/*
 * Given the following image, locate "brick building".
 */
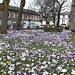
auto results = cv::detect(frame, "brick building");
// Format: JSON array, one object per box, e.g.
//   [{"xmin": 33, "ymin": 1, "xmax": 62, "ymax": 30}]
[{"xmin": 0, "ymin": 5, "xmax": 41, "ymax": 29}]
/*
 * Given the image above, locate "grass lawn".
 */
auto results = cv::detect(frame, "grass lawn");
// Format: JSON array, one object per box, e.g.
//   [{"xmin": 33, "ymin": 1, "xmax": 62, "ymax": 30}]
[{"xmin": 0, "ymin": 30, "xmax": 75, "ymax": 75}]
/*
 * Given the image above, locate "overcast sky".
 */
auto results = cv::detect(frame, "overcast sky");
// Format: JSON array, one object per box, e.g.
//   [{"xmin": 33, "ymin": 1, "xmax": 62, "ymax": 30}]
[
  {"xmin": 0, "ymin": 0, "xmax": 33, "ymax": 9},
  {"xmin": 0, "ymin": 0, "xmax": 72, "ymax": 10}
]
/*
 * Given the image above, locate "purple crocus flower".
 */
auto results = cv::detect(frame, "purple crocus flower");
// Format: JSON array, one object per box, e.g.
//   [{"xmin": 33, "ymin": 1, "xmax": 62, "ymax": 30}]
[
  {"xmin": 59, "ymin": 65, "xmax": 64, "ymax": 68},
  {"xmin": 16, "ymin": 62, "xmax": 22, "ymax": 66},
  {"xmin": 46, "ymin": 66, "xmax": 50, "ymax": 70},
  {"xmin": 18, "ymin": 72, "xmax": 24, "ymax": 75},
  {"xmin": 51, "ymin": 64, "xmax": 56, "ymax": 68}
]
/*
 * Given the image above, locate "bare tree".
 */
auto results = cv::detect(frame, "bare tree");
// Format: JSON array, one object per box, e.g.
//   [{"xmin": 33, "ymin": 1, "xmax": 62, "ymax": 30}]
[
  {"xmin": 56, "ymin": 0, "xmax": 67, "ymax": 27},
  {"xmin": 14, "ymin": 0, "xmax": 25, "ymax": 30},
  {"xmin": 51, "ymin": 0, "xmax": 57, "ymax": 26},
  {"xmin": 30, "ymin": 0, "xmax": 67, "ymax": 27},
  {"xmin": 33, "ymin": 0, "xmax": 55, "ymax": 26},
  {"xmin": 0, "ymin": 0, "xmax": 10, "ymax": 34}
]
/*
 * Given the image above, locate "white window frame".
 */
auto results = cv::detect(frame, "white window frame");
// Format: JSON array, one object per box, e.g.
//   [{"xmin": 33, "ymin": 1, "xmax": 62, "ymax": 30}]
[
  {"xmin": 12, "ymin": 12, "xmax": 16, "ymax": 18},
  {"xmin": 22, "ymin": 14, "xmax": 24, "ymax": 19},
  {"xmin": 25, "ymin": 14, "xmax": 28, "ymax": 19},
  {"xmin": 8, "ymin": 12, "xmax": 11, "ymax": 18}
]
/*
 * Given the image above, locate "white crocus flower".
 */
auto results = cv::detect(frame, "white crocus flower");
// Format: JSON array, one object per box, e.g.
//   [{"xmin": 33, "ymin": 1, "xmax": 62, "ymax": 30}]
[
  {"xmin": 3, "ymin": 63, "xmax": 6, "ymax": 66},
  {"xmin": 52, "ymin": 44, "xmax": 56, "ymax": 46},
  {"xmin": 71, "ymin": 59, "xmax": 74, "ymax": 61},
  {"xmin": 44, "ymin": 41, "xmax": 48, "ymax": 44},
  {"xmin": 40, "ymin": 66, "xmax": 45, "ymax": 69},
  {"xmin": 43, "ymin": 71, "xmax": 49, "ymax": 75},
  {"xmin": 9, "ymin": 64, "xmax": 15, "ymax": 70},
  {"xmin": 33, "ymin": 67, "xmax": 37, "ymax": 69},
  {"xmin": 31, "ymin": 63, "xmax": 34, "ymax": 65},
  {"xmin": 29, "ymin": 68, "xmax": 35, "ymax": 73},
  {"xmin": 52, "ymin": 54, "xmax": 56, "ymax": 58},
  {"xmin": 42, "ymin": 61, "xmax": 46, "ymax": 64},
  {"xmin": 8, "ymin": 71, "xmax": 13, "ymax": 75},
  {"xmin": 0, "ymin": 51, "xmax": 2, "ymax": 53},
  {"xmin": 21, "ymin": 58, "xmax": 25, "ymax": 61},
  {"xmin": 32, "ymin": 59, "xmax": 34, "ymax": 62},
  {"xmin": 60, "ymin": 73, "xmax": 64, "ymax": 75},
  {"xmin": 71, "ymin": 69, "xmax": 75, "ymax": 74},
  {"xmin": 7, "ymin": 56, "xmax": 10, "ymax": 59},
  {"xmin": 0, "ymin": 58, "xmax": 2, "ymax": 60},
  {"xmin": 53, "ymin": 73, "xmax": 57, "ymax": 75},
  {"xmin": 52, "ymin": 59, "xmax": 57, "ymax": 64},
  {"xmin": 12, "ymin": 59, "xmax": 15, "ymax": 61},
  {"xmin": 57, "ymin": 66, "xmax": 62, "ymax": 70},
  {"xmin": 41, "ymin": 55, "xmax": 44, "ymax": 57},
  {"xmin": 26, "ymin": 64, "xmax": 29, "ymax": 67},
  {"xmin": 61, "ymin": 69, "xmax": 67, "ymax": 73},
  {"xmin": 48, "ymin": 62, "xmax": 50, "ymax": 64},
  {"xmin": 45, "ymin": 64, "xmax": 48, "ymax": 67},
  {"xmin": 32, "ymin": 73, "xmax": 38, "ymax": 75}
]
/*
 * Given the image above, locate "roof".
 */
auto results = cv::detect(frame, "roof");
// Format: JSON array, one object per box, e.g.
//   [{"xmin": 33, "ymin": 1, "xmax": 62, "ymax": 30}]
[
  {"xmin": 8, "ymin": 6, "xmax": 40, "ymax": 15},
  {"xmin": 60, "ymin": 11, "xmax": 70, "ymax": 15},
  {"xmin": 0, "ymin": 3, "xmax": 40, "ymax": 16}
]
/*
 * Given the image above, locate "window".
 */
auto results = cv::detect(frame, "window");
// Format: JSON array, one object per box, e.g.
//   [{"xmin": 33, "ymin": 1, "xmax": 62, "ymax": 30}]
[
  {"xmin": 8, "ymin": 12, "xmax": 11, "ymax": 18},
  {"xmin": 63, "ymin": 20, "xmax": 65, "ymax": 24},
  {"xmin": 31, "ymin": 15, "xmax": 34, "ymax": 20},
  {"xmin": 25, "ymin": 15, "xmax": 28, "ymax": 19},
  {"xmin": 22, "ymin": 14, "xmax": 24, "ymax": 19},
  {"xmin": 12, "ymin": 12, "xmax": 16, "ymax": 18},
  {"xmin": 65, "ymin": 15, "xmax": 68, "ymax": 18},
  {"xmin": 35, "ymin": 16, "xmax": 37, "ymax": 20},
  {"xmin": 63, "ymin": 15, "xmax": 65, "ymax": 19},
  {"xmin": 16, "ymin": 13, "xmax": 18, "ymax": 18},
  {"xmin": 30, "ymin": 16, "xmax": 32, "ymax": 19},
  {"xmin": 32, "ymin": 16, "xmax": 33, "ymax": 20},
  {"xmin": 60, "ymin": 15, "xmax": 63, "ymax": 18},
  {"xmin": 37, "ymin": 16, "xmax": 39, "ymax": 20}
]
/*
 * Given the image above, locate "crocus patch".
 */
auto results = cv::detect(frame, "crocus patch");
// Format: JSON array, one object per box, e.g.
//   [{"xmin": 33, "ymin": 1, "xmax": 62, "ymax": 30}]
[{"xmin": 0, "ymin": 30, "xmax": 75, "ymax": 75}]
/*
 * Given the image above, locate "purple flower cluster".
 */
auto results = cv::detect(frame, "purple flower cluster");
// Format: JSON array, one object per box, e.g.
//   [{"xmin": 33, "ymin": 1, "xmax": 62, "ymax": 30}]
[{"xmin": 0, "ymin": 30, "xmax": 75, "ymax": 75}]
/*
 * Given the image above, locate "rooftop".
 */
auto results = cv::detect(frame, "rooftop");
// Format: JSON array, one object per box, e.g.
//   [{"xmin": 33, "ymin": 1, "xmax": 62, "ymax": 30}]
[
  {"xmin": 0, "ymin": 3, "xmax": 40, "ymax": 16},
  {"xmin": 60, "ymin": 11, "xmax": 70, "ymax": 15}
]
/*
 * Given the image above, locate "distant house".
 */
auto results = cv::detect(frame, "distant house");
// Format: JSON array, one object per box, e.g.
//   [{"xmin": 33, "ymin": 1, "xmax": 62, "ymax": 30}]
[
  {"xmin": 40, "ymin": 11, "xmax": 70, "ymax": 27},
  {"xmin": 0, "ymin": 4, "xmax": 41, "ymax": 29},
  {"xmin": 49, "ymin": 11, "xmax": 70, "ymax": 27},
  {"xmin": 59, "ymin": 11, "xmax": 70, "ymax": 27}
]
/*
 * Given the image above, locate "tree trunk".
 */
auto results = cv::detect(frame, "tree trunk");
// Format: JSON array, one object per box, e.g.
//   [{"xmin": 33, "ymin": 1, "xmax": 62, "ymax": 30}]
[
  {"xmin": 56, "ymin": 9, "xmax": 61, "ymax": 27},
  {"xmin": 69, "ymin": 0, "xmax": 75, "ymax": 41},
  {"xmin": 53, "ymin": 0, "xmax": 56, "ymax": 26},
  {"xmin": 0, "ymin": 0, "xmax": 10, "ymax": 34},
  {"xmin": 72, "ymin": 32, "xmax": 75, "ymax": 41},
  {"xmin": 53, "ymin": 14, "xmax": 56, "ymax": 26},
  {"xmin": 56, "ymin": 1, "xmax": 65, "ymax": 27},
  {"xmin": 45, "ymin": 18, "xmax": 49, "ymax": 26},
  {"xmin": 46, "ymin": 18, "xmax": 47, "ymax": 25},
  {"xmin": 14, "ymin": 0, "xmax": 25, "ymax": 30}
]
